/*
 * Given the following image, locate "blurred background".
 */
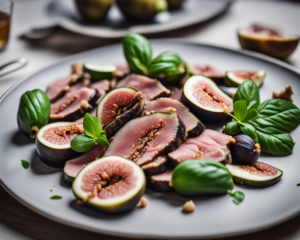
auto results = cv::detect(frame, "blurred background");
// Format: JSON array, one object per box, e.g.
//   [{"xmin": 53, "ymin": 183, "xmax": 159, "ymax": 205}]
[{"xmin": 1, "ymin": 0, "xmax": 300, "ymax": 240}]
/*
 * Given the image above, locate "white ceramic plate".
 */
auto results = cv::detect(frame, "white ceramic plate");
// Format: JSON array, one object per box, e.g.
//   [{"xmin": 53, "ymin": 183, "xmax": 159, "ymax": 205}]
[
  {"xmin": 1, "ymin": 41, "xmax": 300, "ymax": 239},
  {"xmin": 24, "ymin": 0, "xmax": 232, "ymax": 39}
]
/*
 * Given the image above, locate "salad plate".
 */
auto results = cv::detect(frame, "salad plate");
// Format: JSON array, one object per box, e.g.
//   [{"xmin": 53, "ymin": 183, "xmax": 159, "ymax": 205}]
[{"xmin": 1, "ymin": 40, "xmax": 300, "ymax": 239}]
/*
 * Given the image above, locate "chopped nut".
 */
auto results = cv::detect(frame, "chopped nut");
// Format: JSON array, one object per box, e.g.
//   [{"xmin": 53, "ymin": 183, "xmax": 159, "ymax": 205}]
[
  {"xmin": 230, "ymin": 138, "xmax": 236, "ymax": 144},
  {"xmin": 273, "ymin": 86, "xmax": 294, "ymax": 102},
  {"xmin": 183, "ymin": 200, "xmax": 195, "ymax": 213},
  {"xmin": 169, "ymin": 181, "xmax": 173, "ymax": 187},
  {"xmin": 137, "ymin": 197, "xmax": 148, "ymax": 208},
  {"xmin": 164, "ymin": 107, "xmax": 176, "ymax": 113},
  {"xmin": 50, "ymin": 189, "xmax": 53, "ymax": 192}
]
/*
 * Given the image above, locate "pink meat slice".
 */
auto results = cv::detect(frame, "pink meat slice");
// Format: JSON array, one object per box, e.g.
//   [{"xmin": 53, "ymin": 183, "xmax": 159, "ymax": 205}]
[
  {"xmin": 141, "ymin": 155, "xmax": 167, "ymax": 170},
  {"xmin": 144, "ymin": 98, "xmax": 197, "ymax": 136},
  {"xmin": 116, "ymin": 74, "xmax": 170, "ymax": 101},
  {"xmin": 168, "ymin": 129, "xmax": 232, "ymax": 163},
  {"xmin": 115, "ymin": 63, "xmax": 130, "ymax": 78},
  {"xmin": 168, "ymin": 87, "xmax": 182, "ymax": 101},
  {"xmin": 149, "ymin": 170, "xmax": 173, "ymax": 182},
  {"xmin": 189, "ymin": 64, "xmax": 224, "ymax": 78},
  {"xmin": 105, "ymin": 113, "xmax": 180, "ymax": 166},
  {"xmin": 50, "ymin": 87, "xmax": 95, "ymax": 119},
  {"xmin": 81, "ymin": 158, "xmax": 137, "ymax": 199},
  {"xmin": 90, "ymin": 80, "xmax": 110, "ymax": 98},
  {"xmin": 64, "ymin": 145, "xmax": 106, "ymax": 179}
]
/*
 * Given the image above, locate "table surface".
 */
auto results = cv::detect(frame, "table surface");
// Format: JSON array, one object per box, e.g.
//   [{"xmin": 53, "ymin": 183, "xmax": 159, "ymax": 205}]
[{"xmin": 1, "ymin": 0, "xmax": 300, "ymax": 239}]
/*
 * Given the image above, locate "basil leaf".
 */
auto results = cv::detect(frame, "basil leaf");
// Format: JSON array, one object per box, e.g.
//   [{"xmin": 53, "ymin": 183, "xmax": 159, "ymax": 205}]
[
  {"xmin": 233, "ymin": 81, "xmax": 260, "ymax": 110},
  {"xmin": 50, "ymin": 195, "xmax": 62, "ymax": 199},
  {"xmin": 240, "ymin": 123, "xmax": 256, "ymax": 140},
  {"xmin": 233, "ymin": 100, "xmax": 248, "ymax": 121},
  {"xmin": 228, "ymin": 190, "xmax": 245, "ymax": 205},
  {"xmin": 21, "ymin": 160, "xmax": 29, "ymax": 169},
  {"xmin": 148, "ymin": 51, "xmax": 186, "ymax": 83},
  {"xmin": 71, "ymin": 134, "xmax": 95, "ymax": 152},
  {"xmin": 83, "ymin": 113, "xmax": 97, "ymax": 138},
  {"xmin": 297, "ymin": 183, "xmax": 300, "ymax": 186},
  {"xmin": 225, "ymin": 121, "xmax": 240, "ymax": 136},
  {"xmin": 96, "ymin": 132, "xmax": 109, "ymax": 146},
  {"xmin": 122, "ymin": 33, "xmax": 152, "ymax": 75},
  {"xmin": 249, "ymin": 99, "xmax": 300, "ymax": 133},
  {"xmin": 243, "ymin": 109, "xmax": 259, "ymax": 122},
  {"xmin": 255, "ymin": 130, "xmax": 294, "ymax": 156}
]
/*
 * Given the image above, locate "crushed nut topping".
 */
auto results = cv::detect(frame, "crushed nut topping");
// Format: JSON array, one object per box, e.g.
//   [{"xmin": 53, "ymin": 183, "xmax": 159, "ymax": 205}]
[
  {"xmin": 137, "ymin": 197, "xmax": 148, "ymax": 208},
  {"xmin": 183, "ymin": 200, "xmax": 195, "ymax": 213},
  {"xmin": 255, "ymin": 143, "xmax": 261, "ymax": 153},
  {"xmin": 164, "ymin": 107, "xmax": 176, "ymax": 113},
  {"xmin": 273, "ymin": 86, "xmax": 294, "ymax": 102},
  {"xmin": 55, "ymin": 123, "xmax": 84, "ymax": 136},
  {"xmin": 230, "ymin": 138, "xmax": 236, "ymax": 144}
]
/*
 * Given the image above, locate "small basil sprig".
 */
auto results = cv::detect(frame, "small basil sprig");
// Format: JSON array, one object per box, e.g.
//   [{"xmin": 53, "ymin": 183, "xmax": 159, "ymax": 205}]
[
  {"xmin": 122, "ymin": 33, "xmax": 152, "ymax": 75},
  {"xmin": 21, "ymin": 160, "xmax": 29, "ymax": 169},
  {"xmin": 228, "ymin": 190, "xmax": 245, "ymax": 205},
  {"xmin": 148, "ymin": 51, "xmax": 188, "ymax": 84},
  {"xmin": 71, "ymin": 113, "xmax": 109, "ymax": 152},
  {"xmin": 225, "ymin": 80, "xmax": 300, "ymax": 156}
]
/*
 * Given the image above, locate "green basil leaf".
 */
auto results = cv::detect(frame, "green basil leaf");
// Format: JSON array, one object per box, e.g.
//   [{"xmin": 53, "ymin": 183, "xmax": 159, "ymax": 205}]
[
  {"xmin": 240, "ymin": 123, "xmax": 256, "ymax": 140},
  {"xmin": 148, "ymin": 51, "xmax": 186, "ymax": 83},
  {"xmin": 21, "ymin": 160, "xmax": 29, "ymax": 169},
  {"xmin": 297, "ymin": 183, "xmax": 300, "ymax": 186},
  {"xmin": 243, "ymin": 109, "xmax": 259, "ymax": 122},
  {"xmin": 233, "ymin": 81, "xmax": 260, "ymax": 110},
  {"xmin": 96, "ymin": 132, "xmax": 110, "ymax": 146},
  {"xmin": 249, "ymin": 99, "xmax": 300, "ymax": 133},
  {"xmin": 225, "ymin": 121, "xmax": 241, "ymax": 136},
  {"xmin": 83, "ymin": 113, "xmax": 95, "ymax": 138},
  {"xmin": 233, "ymin": 100, "xmax": 248, "ymax": 121},
  {"xmin": 71, "ymin": 135, "xmax": 95, "ymax": 152},
  {"xmin": 255, "ymin": 130, "xmax": 294, "ymax": 156},
  {"xmin": 228, "ymin": 190, "xmax": 245, "ymax": 205},
  {"xmin": 50, "ymin": 195, "xmax": 62, "ymax": 199},
  {"xmin": 122, "ymin": 33, "xmax": 152, "ymax": 75}
]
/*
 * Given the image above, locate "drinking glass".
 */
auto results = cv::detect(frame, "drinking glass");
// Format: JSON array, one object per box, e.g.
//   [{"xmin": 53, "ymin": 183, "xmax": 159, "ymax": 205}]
[{"xmin": 0, "ymin": 0, "xmax": 13, "ymax": 52}]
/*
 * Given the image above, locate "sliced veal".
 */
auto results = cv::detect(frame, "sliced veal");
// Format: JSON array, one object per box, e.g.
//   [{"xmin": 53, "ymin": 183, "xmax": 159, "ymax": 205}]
[
  {"xmin": 116, "ymin": 74, "xmax": 170, "ymax": 101},
  {"xmin": 144, "ymin": 98, "xmax": 205, "ymax": 138},
  {"xmin": 141, "ymin": 155, "xmax": 168, "ymax": 176},
  {"xmin": 147, "ymin": 170, "xmax": 173, "ymax": 192},
  {"xmin": 104, "ymin": 112, "xmax": 185, "ymax": 166},
  {"xmin": 168, "ymin": 129, "xmax": 232, "ymax": 166}
]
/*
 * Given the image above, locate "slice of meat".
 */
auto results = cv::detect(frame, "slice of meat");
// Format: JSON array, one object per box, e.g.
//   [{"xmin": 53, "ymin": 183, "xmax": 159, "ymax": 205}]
[
  {"xmin": 147, "ymin": 170, "xmax": 173, "ymax": 192},
  {"xmin": 64, "ymin": 145, "xmax": 106, "ymax": 185},
  {"xmin": 104, "ymin": 112, "xmax": 185, "ymax": 166},
  {"xmin": 46, "ymin": 63, "xmax": 83, "ymax": 102},
  {"xmin": 141, "ymin": 155, "xmax": 168, "ymax": 176},
  {"xmin": 167, "ymin": 86, "xmax": 182, "ymax": 102},
  {"xmin": 144, "ymin": 98, "xmax": 205, "ymax": 138},
  {"xmin": 90, "ymin": 80, "xmax": 110, "ymax": 100},
  {"xmin": 189, "ymin": 64, "xmax": 224, "ymax": 79},
  {"xmin": 168, "ymin": 129, "xmax": 232, "ymax": 166},
  {"xmin": 115, "ymin": 63, "xmax": 130, "ymax": 78},
  {"xmin": 49, "ymin": 87, "xmax": 100, "ymax": 122},
  {"xmin": 116, "ymin": 74, "xmax": 171, "ymax": 101}
]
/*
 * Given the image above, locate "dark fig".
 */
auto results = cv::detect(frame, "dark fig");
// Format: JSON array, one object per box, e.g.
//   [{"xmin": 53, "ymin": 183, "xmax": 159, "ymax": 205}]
[
  {"xmin": 226, "ymin": 161, "xmax": 283, "ymax": 188},
  {"xmin": 72, "ymin": 156, "xmax": 146, "ymax": 213},
  {"xmin": 229, "ymin": 134, "xmax": 260, "ymax": 165},
  {"xmin": 36, "ymin": 122, "xmax": 83, "ymax": 167},
  {"xmin": 182, "ymin": 75, "xmax": 233, "ymax": 123}
]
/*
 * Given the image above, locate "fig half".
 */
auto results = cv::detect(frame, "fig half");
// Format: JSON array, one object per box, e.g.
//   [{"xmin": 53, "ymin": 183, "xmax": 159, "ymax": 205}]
[
  {"xmin": 96, "ymin": 87, "xmax": 145, "ymax": 140},
  {"xmin": 226, "ymin": 162, "xmax": 283, "ymax": 188},
  {"xmin": 182, "ymin": 75, "xmax": 233, "ymax": 123},
  {"xmin": 238, "ymin": 25, "xmax": 299, "ymax": 59},
  {"xmin": 72, "ymin": 156, "xmax": 146, "ymax": 213},
  {"xmin": 36, "ymin": 122, "xmax": 83, "ymax": 167},
  {"xmin": 225, "ymin": 70, "xmax": 266, "ymax": 87}
]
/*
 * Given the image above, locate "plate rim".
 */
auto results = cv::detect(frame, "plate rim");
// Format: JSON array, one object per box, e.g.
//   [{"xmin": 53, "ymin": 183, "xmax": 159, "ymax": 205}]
[{"xmin": 1, "ymin": 40, "xmax": 300, "ymax": 239}]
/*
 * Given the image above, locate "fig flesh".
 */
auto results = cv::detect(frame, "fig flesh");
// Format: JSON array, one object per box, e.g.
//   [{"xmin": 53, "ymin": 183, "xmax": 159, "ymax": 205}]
[
  {"xmin": 225, "ymin": 70, "xmax": 266, "ymax": 88},
  {"xmin": 226, "ymin": 162, "xmax": 283, "ymax": 187},
  {"xmin": 36, "ymin": 122, "xmax": 83, "ymax": 167},
  {"xmin": 229, "ymin": 134, "xmax": 260, "ymax": 165},
  {"xmin": 182, "ymin": 75, "xmax": 233, "ymax": 123},
  {"xmin": 72, "ymin": 156, "xmax": 146, "ymax": 213},
  {"xmin": 144, "ymin": 98, "xmax": 205, "ymax": 138},
  {"xmin": 104, "ymin": 112, "xmax": 186, "ymax": 166},
  {"xmin": 64, "ymin": 145, "xmax": 106, "ymax": 185},
  {"xmin": 96, "ymin": 87, "xmax": 145, "ymax": 140},
  {"xmin": 238, "ymin": 25, "xmax": 299, "ymax": 59}
]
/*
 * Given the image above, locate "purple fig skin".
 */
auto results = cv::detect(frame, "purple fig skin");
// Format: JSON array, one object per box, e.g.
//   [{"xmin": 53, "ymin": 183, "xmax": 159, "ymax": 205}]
[{"xmin": 229, "ymin": 134, "xmax": 260, "ymax": 165}]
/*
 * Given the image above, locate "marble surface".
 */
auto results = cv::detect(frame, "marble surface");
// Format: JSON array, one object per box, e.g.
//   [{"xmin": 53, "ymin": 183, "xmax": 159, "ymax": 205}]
[{"xmin": 1, "ymin": 0, "xmax": 300, "ymax": 239}]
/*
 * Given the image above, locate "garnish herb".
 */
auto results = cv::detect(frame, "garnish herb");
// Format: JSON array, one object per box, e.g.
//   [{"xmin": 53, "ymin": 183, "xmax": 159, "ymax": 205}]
[
  {"xmin": 148, "ymin": 51, "xmax": 187, "ymax": 83},
  {"xmin": 225, "ymin": 81, "xmax": 300, "ymax": 156},
  {"xmin": 50, "ymin": 195, "xmax": 62, "ymax": 199},
  {"xmin": 297, "ymin": 183, "xmax": 300, "ymax": 186},
  {"xmin": 122, "ymin": 33, "xmax": 152, "ymax": 75},
  {"xmin": 71, "ymin": 113, "xmax": 109, "ymax": 153},
  {"xmin": 21, "ymin": 160, "xmax": 29, "ymax": 169},
  {"xmin": 228, "ymin": 190, "xmax": 245, "ymax": 205}
]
